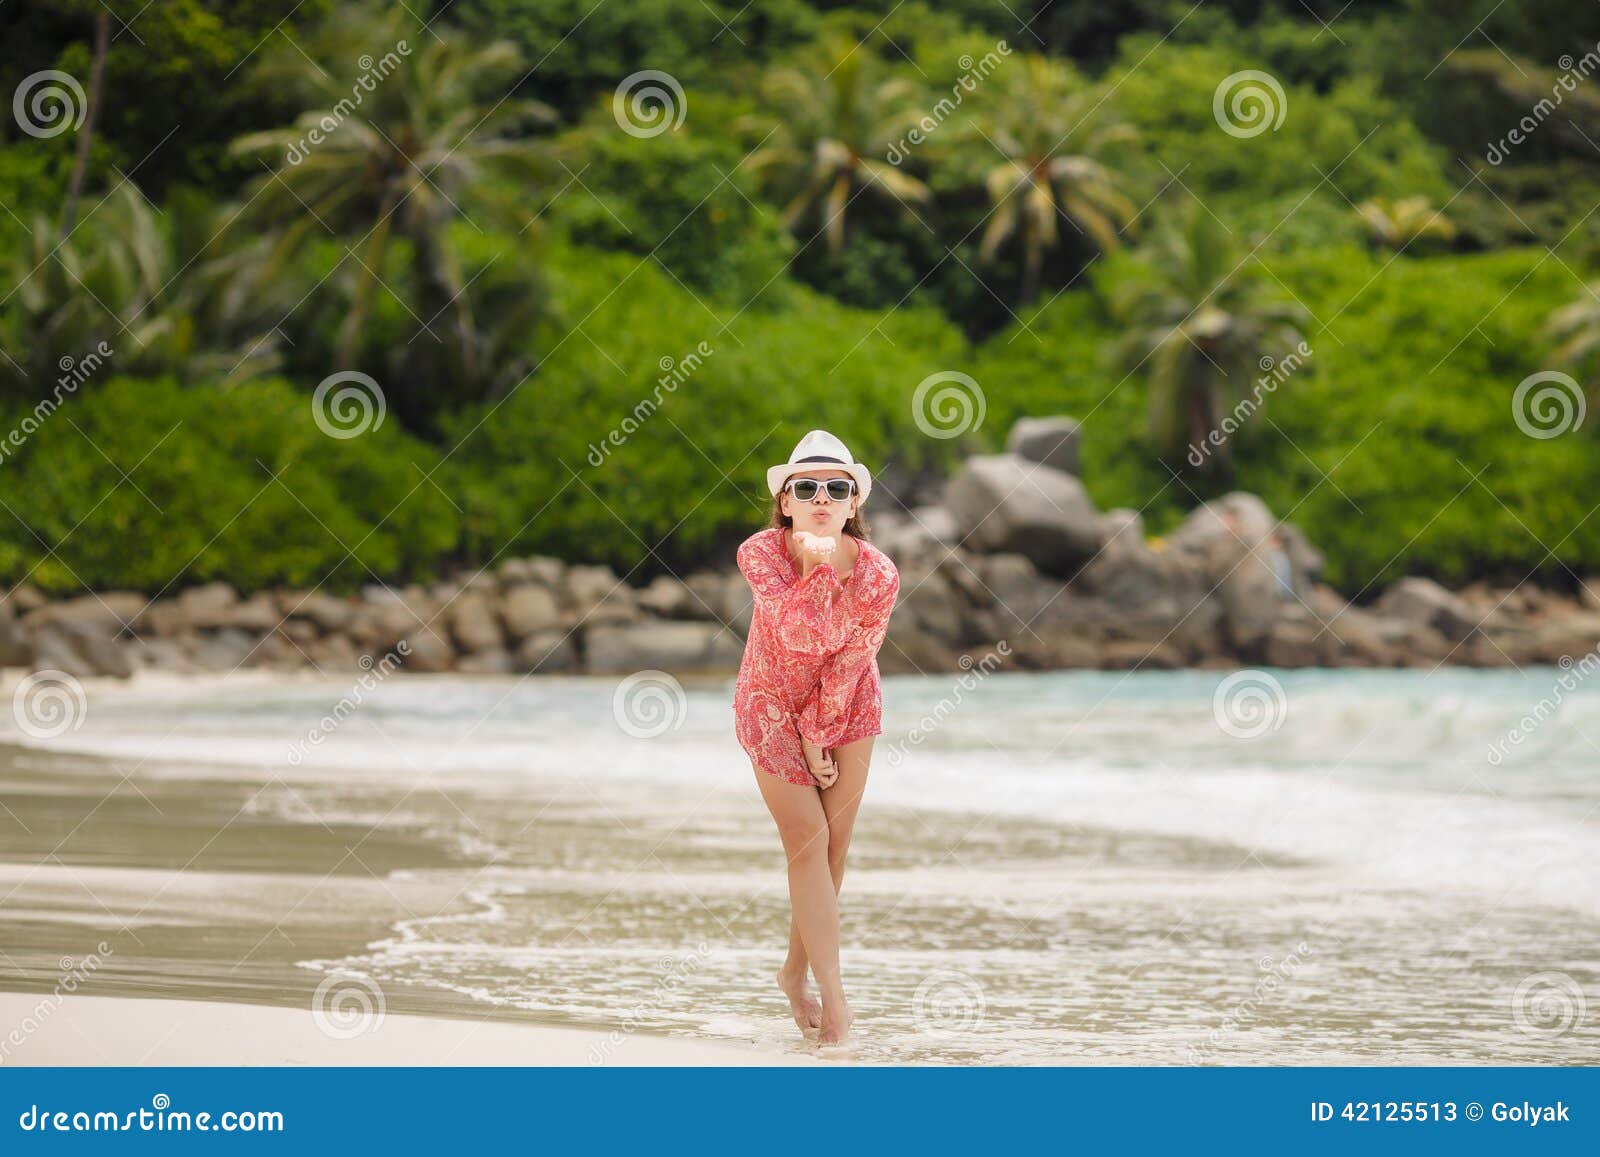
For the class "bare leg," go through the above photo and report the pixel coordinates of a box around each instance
[754,765,846,1041]
[781,736,873,1043]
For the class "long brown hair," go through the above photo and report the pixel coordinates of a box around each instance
[768,494,870,541]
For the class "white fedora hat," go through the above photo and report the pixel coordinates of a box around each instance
[766,429,872,504]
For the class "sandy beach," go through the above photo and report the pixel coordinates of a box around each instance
[1,668,1596,1065]
[0,992,810,1066]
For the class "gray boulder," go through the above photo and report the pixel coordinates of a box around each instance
[500,584,561,639]
[637,575,693,619]
[177,582,239,629]
[564,564,637,625]
[399,628,455,672]
[515,629,577,673]
[1375,577,1481,643]
[583,621,742,674]
[945,454,1106,576]
[1005,416,1081,476]
[32,620,137,678]
[449,591,504,653]
[458,648,515,675]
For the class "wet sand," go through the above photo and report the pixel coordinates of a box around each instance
[0,741,813,1065]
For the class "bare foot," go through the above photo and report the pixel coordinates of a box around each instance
[818,995,854,1045]
[777,968,822,1036]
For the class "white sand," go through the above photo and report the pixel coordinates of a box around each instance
[0,992,816,1067]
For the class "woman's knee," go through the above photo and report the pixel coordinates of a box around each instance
[776,816,830,866]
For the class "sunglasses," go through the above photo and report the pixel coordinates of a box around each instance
[783,478,857,502]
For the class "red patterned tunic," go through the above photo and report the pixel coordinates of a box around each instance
[733,527,901,785]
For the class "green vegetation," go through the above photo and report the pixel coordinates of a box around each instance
[0,0,1596,596]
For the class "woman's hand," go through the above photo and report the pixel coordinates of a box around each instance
[792,531,838,575]
[800,737,838,789]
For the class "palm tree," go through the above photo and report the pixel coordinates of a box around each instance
[1114,206,1309,475]
[1357,196,1456,250]
[744,36,930,253]
[228,3,556,381]
[971,55,1138,302]
[0,184,279,401]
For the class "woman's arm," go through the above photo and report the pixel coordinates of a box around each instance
[795,564,899,749]
[737,534,849,656]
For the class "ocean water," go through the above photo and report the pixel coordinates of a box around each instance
[8,666,1598,1063]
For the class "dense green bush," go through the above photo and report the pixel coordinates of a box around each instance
[0,377,458,594]
[441,241,968,574]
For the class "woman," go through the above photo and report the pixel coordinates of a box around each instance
[733,429,900,1046]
